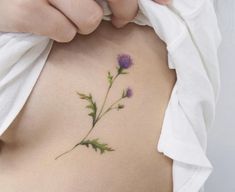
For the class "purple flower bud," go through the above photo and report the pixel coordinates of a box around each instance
[126,88,133,98]
[118,54,133,69]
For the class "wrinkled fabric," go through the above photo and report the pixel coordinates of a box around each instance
[0,0,221,191]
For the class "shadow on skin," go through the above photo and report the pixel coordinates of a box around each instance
[0,106,52,155]
[0,139,5,154]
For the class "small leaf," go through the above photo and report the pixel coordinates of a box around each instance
[122,90,126,98]
[117,104,125,110]
[93,102,97,112]
[77,92,90,100]
[107,71,113,85]
[120,72,128,75]
[80,138,115,154]
[88,112,95,117]
[88,93,92,100]
[86,104,94,109]
[108,71,113,79]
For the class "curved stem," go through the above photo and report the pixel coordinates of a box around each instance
[55,124,94,160]
[96,97,124,122]
[79,125,95,144]
[55,145,77,160]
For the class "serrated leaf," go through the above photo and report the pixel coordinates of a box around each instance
[93,102,97,111]
[77,92,90,100]
[80,138,115,154]
[88,93,92,99]
[77,91,97,124]
[86,104,94,110]
[88,112,95,117]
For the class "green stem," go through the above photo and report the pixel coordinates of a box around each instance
[55,145,77,160]
[55,123,95,160]
[96,73,119,121]
[79,97,124,147]
[96,97,124,121]
[79,125,95,144]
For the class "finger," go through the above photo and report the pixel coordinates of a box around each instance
[30,5,77,42]
[107,0,138,28]
[15,4,77,42]
[153,0,171,5]
[6,1,76,42]
[49,0,103,35]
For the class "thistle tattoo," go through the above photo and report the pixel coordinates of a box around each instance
[55,54,133,160]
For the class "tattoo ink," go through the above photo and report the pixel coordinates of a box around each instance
[55,54,134,160]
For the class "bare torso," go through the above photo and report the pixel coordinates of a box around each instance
[0,21,176,192]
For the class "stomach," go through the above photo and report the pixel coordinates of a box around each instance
[0,21,176,192]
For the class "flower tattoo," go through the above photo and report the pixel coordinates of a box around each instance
[55,54,134,160]
[118,54,133,69]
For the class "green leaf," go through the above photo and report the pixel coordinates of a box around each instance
[77,91,97,124]
[88,93,92,99]
[122,89,126,98]
[120,72,128,75]
[107,71,113,85]
[76,92,90,100]
[93,102,97,112]
[86,104,94,110]
[117,104,125,110]
[88,112,95,117]
[80,138,115,154]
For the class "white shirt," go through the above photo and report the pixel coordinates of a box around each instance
[0,0,221,191]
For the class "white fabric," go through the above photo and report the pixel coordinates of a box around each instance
[0,0,221,191]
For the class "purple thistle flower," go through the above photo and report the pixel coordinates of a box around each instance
[126,88,133,98]
[118,54,133,69]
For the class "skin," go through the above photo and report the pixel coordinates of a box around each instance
[0,0,173,190]
[0,21,176,192]
[0,0,170,42]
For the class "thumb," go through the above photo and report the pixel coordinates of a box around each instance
[107,0,138,28]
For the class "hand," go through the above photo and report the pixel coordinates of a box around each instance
[0,0,170,43]
[0,0,104,42]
